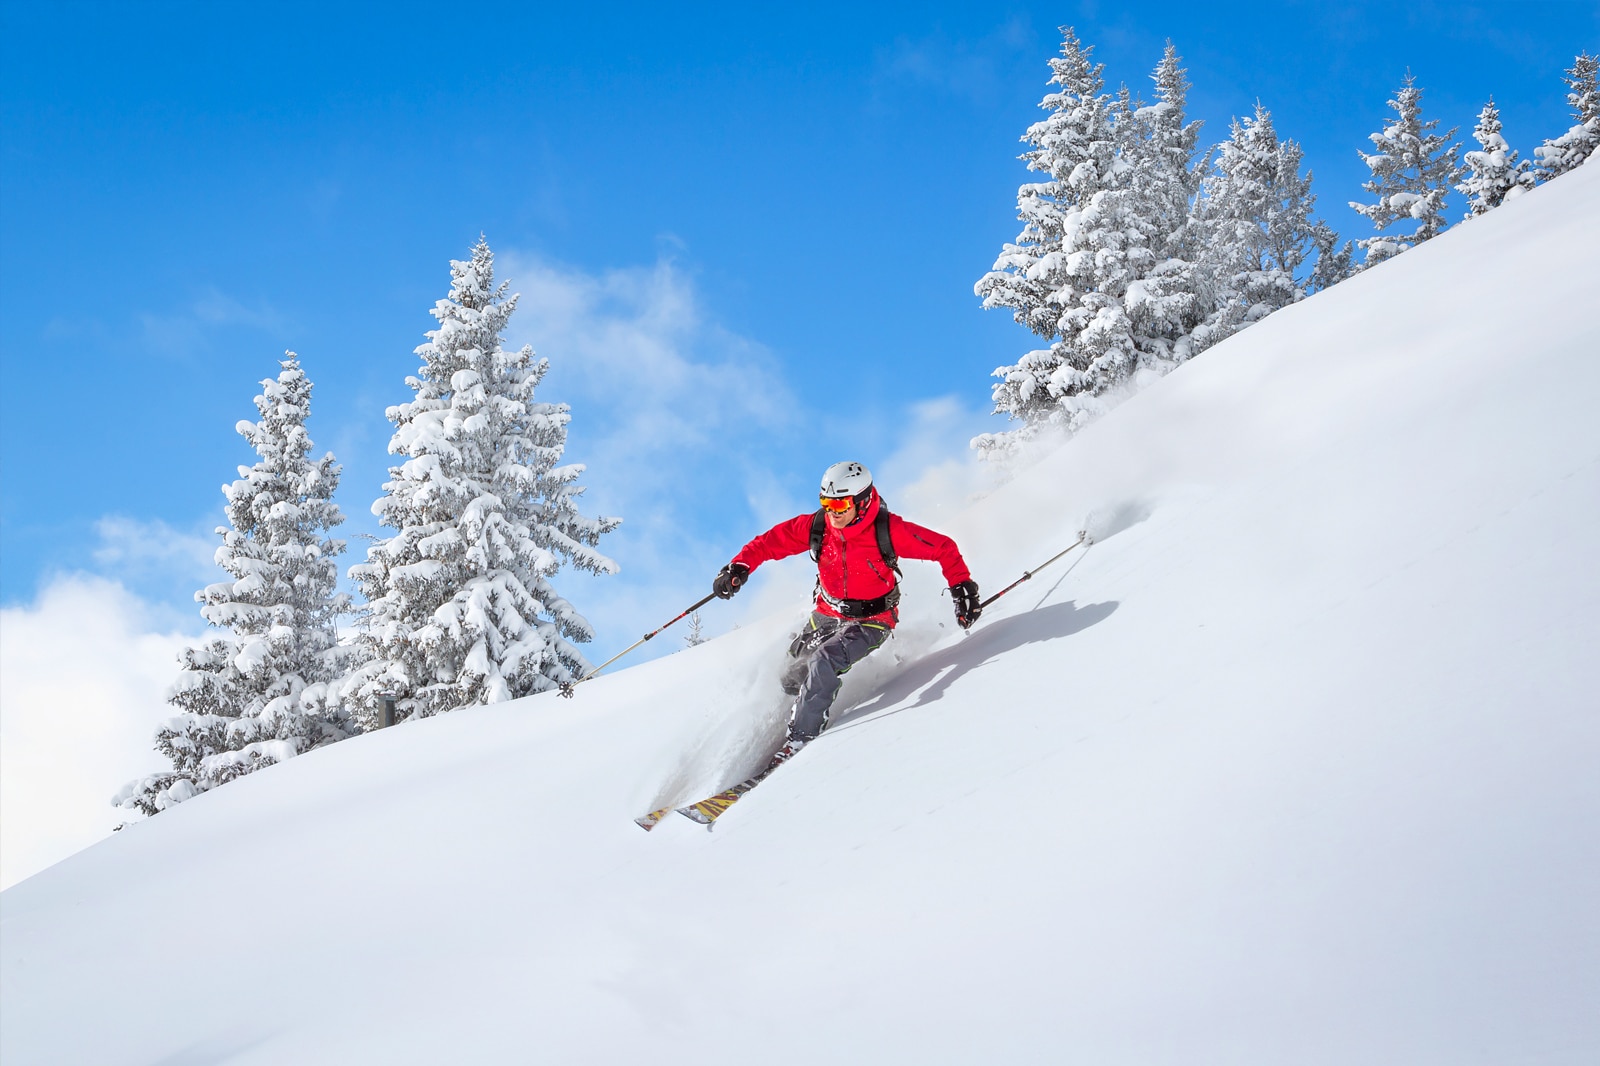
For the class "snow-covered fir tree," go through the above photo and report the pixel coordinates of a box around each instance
[1534,52,1599,181]
[346,238,619,726]
[974,26,1123,452]
[115,353,350,816]
[1308,220,1355,294]
[1119,43,1208,370]
[1192,104,1342,352]
[975,31,1214,453]
[1457,98,1536,218]
[1350,73,1463,269]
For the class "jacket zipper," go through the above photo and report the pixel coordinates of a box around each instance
[839,534,847,597]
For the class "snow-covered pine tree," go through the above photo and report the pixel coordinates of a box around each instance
[973,28,1151,453]
[1192,104,1338,352]
[346,238,619,726]
[1350,73,1463,269]
[1534,52,1599,181]
[1119,43,1208,371]
[1308,221,1355,294]
[115,353,351,816]
[1457,98,1536,218]
[975,36,1218,455]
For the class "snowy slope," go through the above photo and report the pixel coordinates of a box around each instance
[4,167,1598,1065]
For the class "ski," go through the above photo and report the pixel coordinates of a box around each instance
[673,762,779,828]
[635,742,804,832]
[634,806,675,832]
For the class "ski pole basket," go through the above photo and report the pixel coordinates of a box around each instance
[979,530,1091,611]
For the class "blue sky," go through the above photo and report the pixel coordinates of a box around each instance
[3,0,1596,662]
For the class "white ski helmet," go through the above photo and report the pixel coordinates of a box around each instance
[820,461,873,502]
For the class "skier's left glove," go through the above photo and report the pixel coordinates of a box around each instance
[951,579,981,629]
[713,562,750,599]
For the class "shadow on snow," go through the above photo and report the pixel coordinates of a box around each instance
[830,598,1119,735]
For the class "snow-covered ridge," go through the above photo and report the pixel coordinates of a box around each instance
[3,165,1597,1064]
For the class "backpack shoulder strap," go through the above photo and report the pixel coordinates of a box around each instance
[875,506,901,576]
[809,509,826,563]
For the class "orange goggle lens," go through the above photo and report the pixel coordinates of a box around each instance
[819,494,855,513]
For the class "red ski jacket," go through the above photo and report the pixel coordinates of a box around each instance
[731,492,971,627]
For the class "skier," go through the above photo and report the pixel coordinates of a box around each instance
[711,461,980,756]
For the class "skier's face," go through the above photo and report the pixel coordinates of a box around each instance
[825,500,857,528]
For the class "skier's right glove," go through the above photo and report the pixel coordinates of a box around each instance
[951,579,981,629]
[713,562,750,599]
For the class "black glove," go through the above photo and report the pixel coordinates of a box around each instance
[951,579,981,629]
[713,562,750,599]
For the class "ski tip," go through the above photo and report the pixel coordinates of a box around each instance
[634,808,672,832]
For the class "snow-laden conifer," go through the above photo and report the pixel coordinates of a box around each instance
[1308,221,1355,294]
[1534,52,1599,181]
[346,238,619,725]
[974,26,1122,453]
[1192,104,1341,352]
[976,31,1211,453]
[115,353,350,816]
[1350,74,1463,268]
[1118,44,1209,371]
[1457,99,1536,218]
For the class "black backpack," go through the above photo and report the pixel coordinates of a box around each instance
[808,502,901,577]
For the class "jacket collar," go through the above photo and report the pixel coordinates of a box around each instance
[831,490,880,538]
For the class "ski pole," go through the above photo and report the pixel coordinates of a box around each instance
[978,530,1091,611]
[558,591,719,698]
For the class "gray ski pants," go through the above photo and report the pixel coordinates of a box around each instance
[780,612,892,741]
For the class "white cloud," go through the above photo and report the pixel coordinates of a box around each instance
[87,515,222,629]
[138,287,286,357]
[877,395,1006,522]
[0,575,198,889]
[498,253,798,464]
[92,514,218,578]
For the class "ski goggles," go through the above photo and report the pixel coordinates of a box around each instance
[819,494,857,513]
